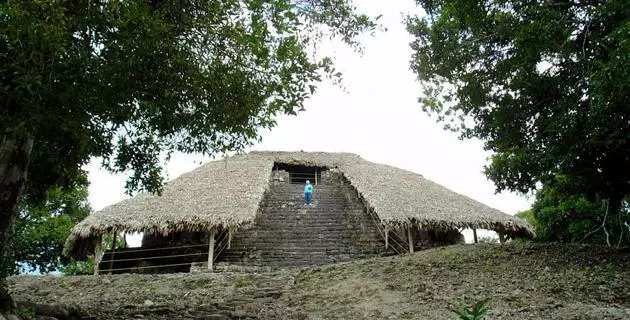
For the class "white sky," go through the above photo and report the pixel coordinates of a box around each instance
[85,1,533,244]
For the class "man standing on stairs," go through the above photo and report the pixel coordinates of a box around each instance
[304,180,314,205]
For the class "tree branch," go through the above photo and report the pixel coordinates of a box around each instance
[580,199,611,246]
[617,210,626,248]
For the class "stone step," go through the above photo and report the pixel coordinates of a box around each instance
[270,184,340,189]
[252,216,360,221]
[222,245,370,250]
[250,222,370,228]
[224,244,383,253]
[231,229,363,235]
[262,201,354,205]
[255,214,362,218]
[261,208,362,212]
[267,189,346,194]
[219,253,366,260]
[220,248,368,255]
[257,211,365,216]
[265,198,353,202]
[215,180,387,268]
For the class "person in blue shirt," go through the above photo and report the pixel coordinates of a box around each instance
[304,180,314,205]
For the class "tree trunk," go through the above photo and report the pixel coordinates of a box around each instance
[0,135,34,310]
[607,194,623,247]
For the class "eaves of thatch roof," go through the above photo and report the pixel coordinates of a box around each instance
[64,151,533,257]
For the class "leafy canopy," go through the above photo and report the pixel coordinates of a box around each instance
[6,184,91,275]
[1,0,379,198]
[406,0,630,208]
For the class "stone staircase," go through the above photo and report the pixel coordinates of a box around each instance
[215,182,386,268]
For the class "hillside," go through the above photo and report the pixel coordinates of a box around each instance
[8,243,630,320]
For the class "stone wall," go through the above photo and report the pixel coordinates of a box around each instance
[270,169,290,185]
[271,168,333,185]
[319,168,339,185]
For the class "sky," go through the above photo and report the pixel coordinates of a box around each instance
[85,1,533,244]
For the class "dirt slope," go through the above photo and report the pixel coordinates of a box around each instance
[9,243,630,320]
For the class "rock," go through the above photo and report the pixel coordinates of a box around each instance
[35,316,58,320]
[4,314,20,320]
[587,307,630,320]
[0,313,6,320]
[143,300,154,307]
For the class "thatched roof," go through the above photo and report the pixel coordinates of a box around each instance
[64,151,533,256]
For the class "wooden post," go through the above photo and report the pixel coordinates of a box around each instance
[384,226,389,250]
[407,226,414,253]
[108,233,117,274]
[207,229,216,271]
[498,232,506,244]
[473,228,478,243]
[228,227,232,249]
[93,235,102,276]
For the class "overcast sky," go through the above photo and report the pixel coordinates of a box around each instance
[85,1,533,243]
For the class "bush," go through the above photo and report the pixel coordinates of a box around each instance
[60,257,93,276]
[477,236,499,244]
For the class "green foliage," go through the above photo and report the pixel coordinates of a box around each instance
[1,0,379,198]
[516,209,536,227]
[103,233,127,251]
[15,302,35,319]
[407,0,630,213]
[519,177,630,246]
[60,256,93,276]
[449,299,489,320]
[5,184,91,275]
[477,236,498,244]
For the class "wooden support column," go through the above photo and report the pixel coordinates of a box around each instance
[108,233,117,274]
[207,229,216,271]
[384,226,389,250]
[407,226,414,253]
[228,227,233,249]
[314,169,318,185]
[93,235,102,276]
[473,228,478,244]
[498,232,506,244]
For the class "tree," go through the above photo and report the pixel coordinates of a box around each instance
[406,2,630,221]
[517,176,629,246]
[0,0,378,310]
[5,184,91,276]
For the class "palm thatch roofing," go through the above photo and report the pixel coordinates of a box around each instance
[64,151,533,256]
